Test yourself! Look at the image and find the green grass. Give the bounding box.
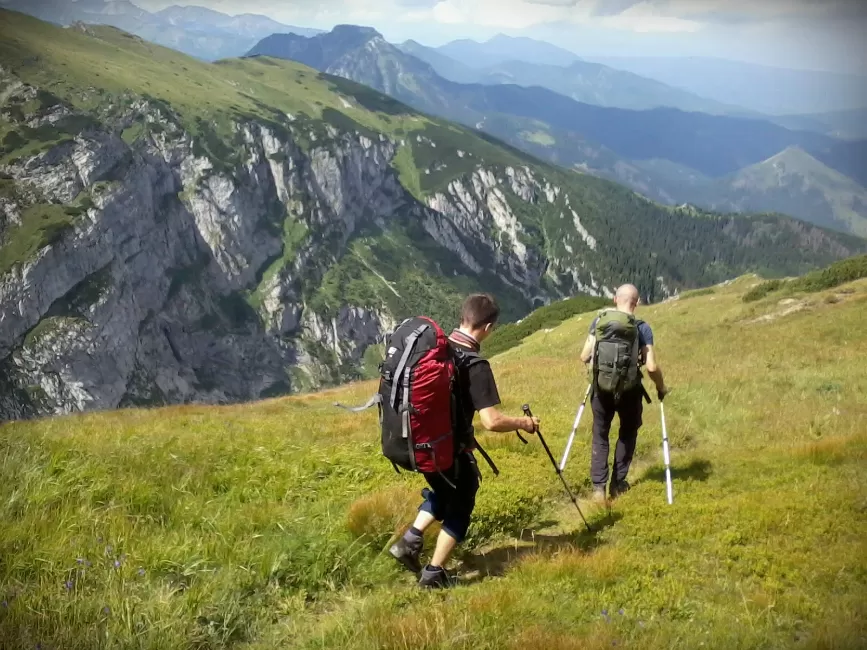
[121,121,145,145]
[2,267,866,649]
[0,204,78,275]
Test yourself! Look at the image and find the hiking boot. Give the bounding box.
[418,564,455,589]
[389,534,423,575]
[592,486,608,505]
[610,479,631,499]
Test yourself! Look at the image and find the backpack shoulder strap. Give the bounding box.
[390,323,430,408]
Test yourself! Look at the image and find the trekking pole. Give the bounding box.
[559,383,591,471]
[522,404,593,533]
[660,402,674,505]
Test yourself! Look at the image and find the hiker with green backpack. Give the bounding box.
[579,284,669,503]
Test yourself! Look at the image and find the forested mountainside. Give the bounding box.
[1,10,864,420]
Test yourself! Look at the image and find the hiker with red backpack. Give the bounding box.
[357,294,539,588]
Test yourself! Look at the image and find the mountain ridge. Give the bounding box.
[246,25,867,236]
[0,0,322,60]
[438,33,582,68]
[2,10,864,419]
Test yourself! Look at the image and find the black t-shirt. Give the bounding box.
[449,341,501,440]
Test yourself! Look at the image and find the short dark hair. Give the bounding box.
[460,293,500,329]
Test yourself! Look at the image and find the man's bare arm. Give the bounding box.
[579,334,595,365]
[478,406,538,434]
[643,345,668,397]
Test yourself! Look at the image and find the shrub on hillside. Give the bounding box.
[485,294,608,358]
[680,287,716,300]
[789,254,867,293]
[743,279,784,303]
[743,255,867,303]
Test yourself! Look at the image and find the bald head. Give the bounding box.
[614,284,640,313]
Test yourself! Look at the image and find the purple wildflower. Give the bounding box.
[137,567,145,576]
[114,559,122,569]
[103,606,111,615]
[64,580,74,591]
[602,609,609,616]
[2,600,8,608]
[618,608,625,616]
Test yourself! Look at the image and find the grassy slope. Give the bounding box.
[1,265,866,649]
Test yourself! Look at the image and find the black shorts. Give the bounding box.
[418,452,480,543]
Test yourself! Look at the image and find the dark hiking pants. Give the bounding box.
[419,452,480,543]
[590,387,644,488]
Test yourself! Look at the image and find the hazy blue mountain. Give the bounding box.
[247,26,864,183]
[478,59,747,115]
[584,56,867,115]
[769,108,867,141]
[438,34,582,68]
[398,39,483,84]
[403,39,747,115]
[154,5,321,39]
[0,0,321,60]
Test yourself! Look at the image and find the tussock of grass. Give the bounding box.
[346,484,420,548]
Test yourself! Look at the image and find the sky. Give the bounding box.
[131,0,867,73]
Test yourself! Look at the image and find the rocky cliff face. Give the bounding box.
[0,71,599,420]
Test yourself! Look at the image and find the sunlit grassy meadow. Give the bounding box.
[1,272,866,649]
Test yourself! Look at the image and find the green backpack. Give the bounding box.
[592,309,642,399]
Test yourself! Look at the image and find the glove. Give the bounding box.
[657,387,669,402]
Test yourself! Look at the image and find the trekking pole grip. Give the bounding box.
[513,403,532,443]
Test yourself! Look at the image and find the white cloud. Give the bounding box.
[594,2,702,32]
[135,0,865,33]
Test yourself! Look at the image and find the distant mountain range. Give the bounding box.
[400,39,746,116]
[584,55,867,117]
[0,0,321,60]
[7,10,865,415]
[437,34,582,68]
[4,2,864,235]
[247,26,867,237]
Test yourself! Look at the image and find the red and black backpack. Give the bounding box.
[337,316,498,480]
